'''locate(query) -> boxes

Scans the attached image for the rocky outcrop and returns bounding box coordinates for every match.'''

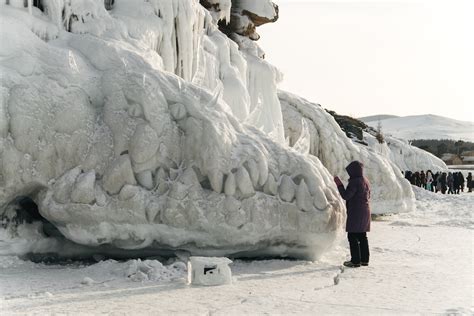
[208,0,279,41]
[200,0,231,23]
[234,0,279,40]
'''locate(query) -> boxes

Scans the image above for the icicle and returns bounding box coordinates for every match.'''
[43,0,65,30]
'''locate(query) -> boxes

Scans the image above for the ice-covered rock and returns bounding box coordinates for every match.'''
[364,133,447,172]
[222,0,279,40]
[102,155,137,195]
[129,124,160,165]
[71,171,97,204]
[296,179,313,212]
[235,167,256,198]
[263,174,278,196]
[278,175,295,202]
[279,91,416,214]
[136,170,154,190]
[324,108,448,173]
[0,2,344,259]
[224,173,237,196]
[200,0,231,23]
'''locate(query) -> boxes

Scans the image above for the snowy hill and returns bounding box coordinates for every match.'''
[358,114,399,122]
[361,114,474,142]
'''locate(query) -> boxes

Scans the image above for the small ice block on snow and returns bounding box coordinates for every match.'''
[188,256,232,286]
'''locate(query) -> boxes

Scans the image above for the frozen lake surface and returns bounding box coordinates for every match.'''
[1,187,472,315]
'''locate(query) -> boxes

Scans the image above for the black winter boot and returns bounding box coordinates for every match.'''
[343,261,360,268]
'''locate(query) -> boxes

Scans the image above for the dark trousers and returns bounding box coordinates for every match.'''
[348,232,370,264]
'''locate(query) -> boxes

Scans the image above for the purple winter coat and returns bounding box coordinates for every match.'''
[337,161,371,233]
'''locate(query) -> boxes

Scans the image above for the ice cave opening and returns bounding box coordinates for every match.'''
[2,196,50,229]
[0,195,176,264]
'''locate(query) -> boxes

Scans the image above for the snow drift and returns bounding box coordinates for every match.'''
[0,1,344,259]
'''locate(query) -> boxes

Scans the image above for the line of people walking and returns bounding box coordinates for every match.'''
[403,170,473,194]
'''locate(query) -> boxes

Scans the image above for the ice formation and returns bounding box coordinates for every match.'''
[363,133,448,173]
[279,91,417,214]
[0,0,437,259]
[0,1,344,259]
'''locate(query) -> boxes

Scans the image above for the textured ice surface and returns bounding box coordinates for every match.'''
[0,2,344,259]
[0,0,429,258]
[364,132,447,173]
[279,91,417,214]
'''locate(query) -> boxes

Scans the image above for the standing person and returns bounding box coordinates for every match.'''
[420,171,426,189]
[453,173,460,194]
[426,170,433,192]
[459,172,465,193]
[447,172,454,194]
[433,172,439,193]
[467,172,473,193]
[440,172,447,194]
[414,171,421,187]
[334,161,371,268]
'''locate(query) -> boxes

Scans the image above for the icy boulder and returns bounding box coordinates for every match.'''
[279,91,415,214]
[0,3,344,259]
[363,133,448,172]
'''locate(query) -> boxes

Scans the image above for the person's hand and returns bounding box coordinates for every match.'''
[334,176,343,186]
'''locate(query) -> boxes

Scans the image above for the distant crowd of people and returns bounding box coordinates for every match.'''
[403,170,473,194]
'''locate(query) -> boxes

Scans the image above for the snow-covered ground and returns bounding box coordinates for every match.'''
[2,188,472,315]
[362,114,474,142]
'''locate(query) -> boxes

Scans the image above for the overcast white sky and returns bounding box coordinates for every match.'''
[258,0,474,121]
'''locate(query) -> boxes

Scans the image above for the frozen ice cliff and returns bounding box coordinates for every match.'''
[363,133,447,173]
[323,108,447,173]
[279,91,438,214]
[0,0,438,259]
[0,0,344,259]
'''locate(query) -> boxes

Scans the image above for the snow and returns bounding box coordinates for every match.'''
[1,190,472,314]
[359,114,399,122]
[234,0,277,20]
[363,114,474,142]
